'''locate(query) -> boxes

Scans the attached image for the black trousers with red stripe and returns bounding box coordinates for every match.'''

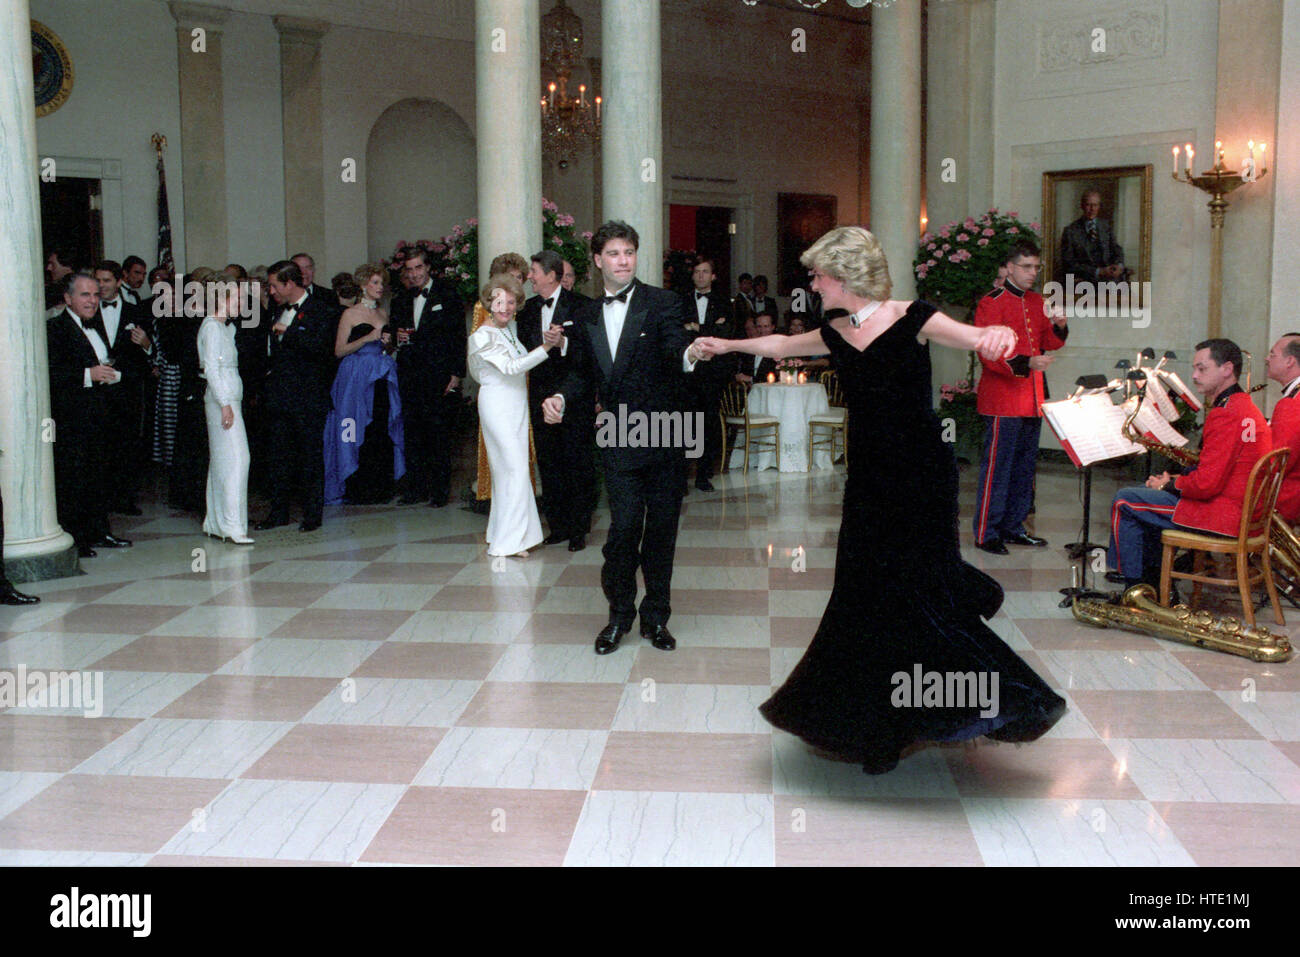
[973,414,1040,545]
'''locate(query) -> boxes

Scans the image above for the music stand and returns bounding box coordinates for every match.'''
[1059,373,1122,606]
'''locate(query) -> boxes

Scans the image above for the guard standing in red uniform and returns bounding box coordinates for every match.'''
[973,240,1068,554]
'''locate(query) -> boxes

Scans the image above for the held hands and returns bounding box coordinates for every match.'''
[694,336,731,358]
[542,395,564,424]
[974,325,1017,361]
[221,405,234,430]
[543,324,563,349]
[687,341,712,363]
[1028,355,1056,371]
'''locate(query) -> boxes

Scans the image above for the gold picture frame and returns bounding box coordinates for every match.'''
[1042,164,1152,293]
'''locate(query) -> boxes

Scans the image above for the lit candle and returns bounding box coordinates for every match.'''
[767,372,775,383]
[1172,145,1180,173]
[579,83,586,108]
[1260,142,1267,171]
[1186,144,1195,174]
[540,97,547,114]
[1216,139,1223,165]
[595,96,601,122]
[548,82,556,109]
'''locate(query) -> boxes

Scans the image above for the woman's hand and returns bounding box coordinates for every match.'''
[221,405,234,430]
[975,325,1017,361]
[695,336,731,357]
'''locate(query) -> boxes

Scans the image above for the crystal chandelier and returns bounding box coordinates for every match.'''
[540,0,600,163]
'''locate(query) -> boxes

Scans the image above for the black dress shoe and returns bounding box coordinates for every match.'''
[1104,570,1128,585]
[93,535,132,548]
[255,516,290,530]
[640,625,677,651]
[975,539,1008,556]
[695,479,715,492]
[544,532,568,546]
[77,545,97,558]
[396,494,423,506]
[595,623,629,655]
[1004,533,1048,547]
[299,520,321,532]
[427,498,447,508]
[0,585,40,605]
[568,535,586,552]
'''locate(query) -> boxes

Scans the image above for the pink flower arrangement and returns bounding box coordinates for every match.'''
[913,208,1042,310]
[977,238,989,246]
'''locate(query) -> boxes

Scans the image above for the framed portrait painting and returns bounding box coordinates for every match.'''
[1041,164,1152,303]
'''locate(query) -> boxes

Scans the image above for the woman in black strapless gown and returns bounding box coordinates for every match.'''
[697,227,1065,774]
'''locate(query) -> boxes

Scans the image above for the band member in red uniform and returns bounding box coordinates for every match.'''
[972,240,1068,554]
[1106,339,1272,587]
[1265,333,1300,523]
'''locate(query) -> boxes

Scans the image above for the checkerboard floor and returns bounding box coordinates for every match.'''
[2,462,1297,866]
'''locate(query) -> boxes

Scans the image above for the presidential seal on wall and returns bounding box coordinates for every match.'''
[32,20,74,117]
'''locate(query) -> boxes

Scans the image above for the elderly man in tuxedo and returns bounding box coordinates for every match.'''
[520,249,594,550]
[390,247,466,507]
[255,260,336,532]
[1059,190,1127,286]
[45,273,133,557]
[543,221,713,654]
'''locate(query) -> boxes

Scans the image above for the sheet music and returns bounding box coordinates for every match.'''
[1157,369,1203,411]
[1121,396,1188,447]
[1041,392,1145,466]
[1142,373,1179,421]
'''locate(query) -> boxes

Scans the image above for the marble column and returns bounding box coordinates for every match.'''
[169,2,230,270]
[275,16,329,262]
[475,0,542,280]
[601,0,662,284]
[1,0,77,580]
[869,0,923,299]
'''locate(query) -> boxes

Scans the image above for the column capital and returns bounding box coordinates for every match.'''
[168,1,230,32]
[274,16,332,45]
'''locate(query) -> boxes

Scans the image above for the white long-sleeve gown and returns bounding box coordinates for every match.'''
[468,323,549,556]
[198,317,251,540]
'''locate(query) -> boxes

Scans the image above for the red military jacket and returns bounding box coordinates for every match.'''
[1268,386,1300,522]
[1173,387,1272,537]
[974,281,1068,417]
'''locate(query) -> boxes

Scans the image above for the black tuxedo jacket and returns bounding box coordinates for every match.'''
[1059,216,1125,282]
[518,286,590,411]
[46,310,112,435]
[681,288,736,386]
[102,300,153,385]
[560,280,695,471]
[391,279,466,401]
[262,292,336,411]
[734,352,777,382]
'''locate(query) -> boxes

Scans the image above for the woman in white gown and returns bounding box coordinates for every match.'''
[467,273,558,558]
[198,285,252,543]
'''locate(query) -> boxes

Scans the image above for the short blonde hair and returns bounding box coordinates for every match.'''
[480,273,525,312]
[189,266,218,284]
[489,252,528,281]
[800,226,892,302]
[353,262,389,292]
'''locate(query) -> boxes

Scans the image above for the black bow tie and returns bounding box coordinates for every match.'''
[696,292,708,300]
[283,303,298,314]
[542,296,555,309]
[603,291,628,305]
[103,299,119,309]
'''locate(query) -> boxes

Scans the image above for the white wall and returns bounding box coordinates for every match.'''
[32,0,186,268]
[1268,0,1300,346]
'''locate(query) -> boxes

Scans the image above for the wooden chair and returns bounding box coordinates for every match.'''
[720,381,779,472]
[1159,447,1289,626]
[808,370,847,468]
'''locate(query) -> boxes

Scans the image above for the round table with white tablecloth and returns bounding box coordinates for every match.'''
[728,381,833,473]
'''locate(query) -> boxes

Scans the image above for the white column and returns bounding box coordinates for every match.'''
[601,0,662,284]
[275,16,330,263]
[0,0,76,576]
[476,0,542,281]
[869,0,923,299]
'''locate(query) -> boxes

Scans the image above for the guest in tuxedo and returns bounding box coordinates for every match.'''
[120,256,149,306]
[0,490,39,604]
[561,259,577,293]
[734,272,755,328]
[255,260,335,532]
[542,220,713,654]
[786,314,830,372]
[237,264,272,496]
[94,260,153,515]
[750,275,777,323]
[734,313,779,384]
[291,252,335,306]
[520,249,594,550]
[45,246,77,317]
[1265,333,1300,523]
[1059,190,1127,287]
[390,247,466,507]
[681,256,735,490]
[45,272,133,557]
[162,268,211,513]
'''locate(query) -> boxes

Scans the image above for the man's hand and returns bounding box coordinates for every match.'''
[735,373,753,384]
[89,364,116,384]
[445,375,461,394]
[543,324,563,349]
[1146,471,1172,491]
[975,325,1017,361]
[396,327,411,344]
[129,326,152,349]
[1028,355,1055,371]
[1045,301,1067,325]
[687,341,712,363]
[221,405,234,430]
[542,395,564,424]
[272,322,288,336]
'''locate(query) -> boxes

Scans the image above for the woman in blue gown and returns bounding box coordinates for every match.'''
[696,227,1066,774]
[323,265,405,506]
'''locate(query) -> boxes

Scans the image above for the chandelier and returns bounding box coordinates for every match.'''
[540,0,600,162]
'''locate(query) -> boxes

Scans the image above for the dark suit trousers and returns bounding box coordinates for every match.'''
[266,400,327,523]
[401,387,458,503]
[693,380,725,481]
[104,381,144,509]
[54,424,110,547]
[602,463,685,628]
[534,413,595,538]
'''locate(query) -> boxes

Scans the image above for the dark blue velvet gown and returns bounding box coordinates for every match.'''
[323,323,406,506]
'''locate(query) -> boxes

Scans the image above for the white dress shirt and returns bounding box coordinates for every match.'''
[413,283,431,329]
[269,292,309,355]
[694,289,710,324]
[69,308,110,388]
[100,297,122,347]
[537,289,568,356]
[1284,375,1300,400]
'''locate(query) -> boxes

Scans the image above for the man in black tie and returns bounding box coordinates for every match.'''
[45,273,133,557]
[681,257,735,490]
[390,247,466,507]
[750,275,777,323]
[542,221,713,655]
[290,252,336,309]
[94,260,154,515]
[519,249,594,550]
[734,312,779,384]
[1059,190,1127,288]
[120,256,149,306]
[255,260,335,532]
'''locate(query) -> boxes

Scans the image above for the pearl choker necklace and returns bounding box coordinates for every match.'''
[850,300,884,328]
